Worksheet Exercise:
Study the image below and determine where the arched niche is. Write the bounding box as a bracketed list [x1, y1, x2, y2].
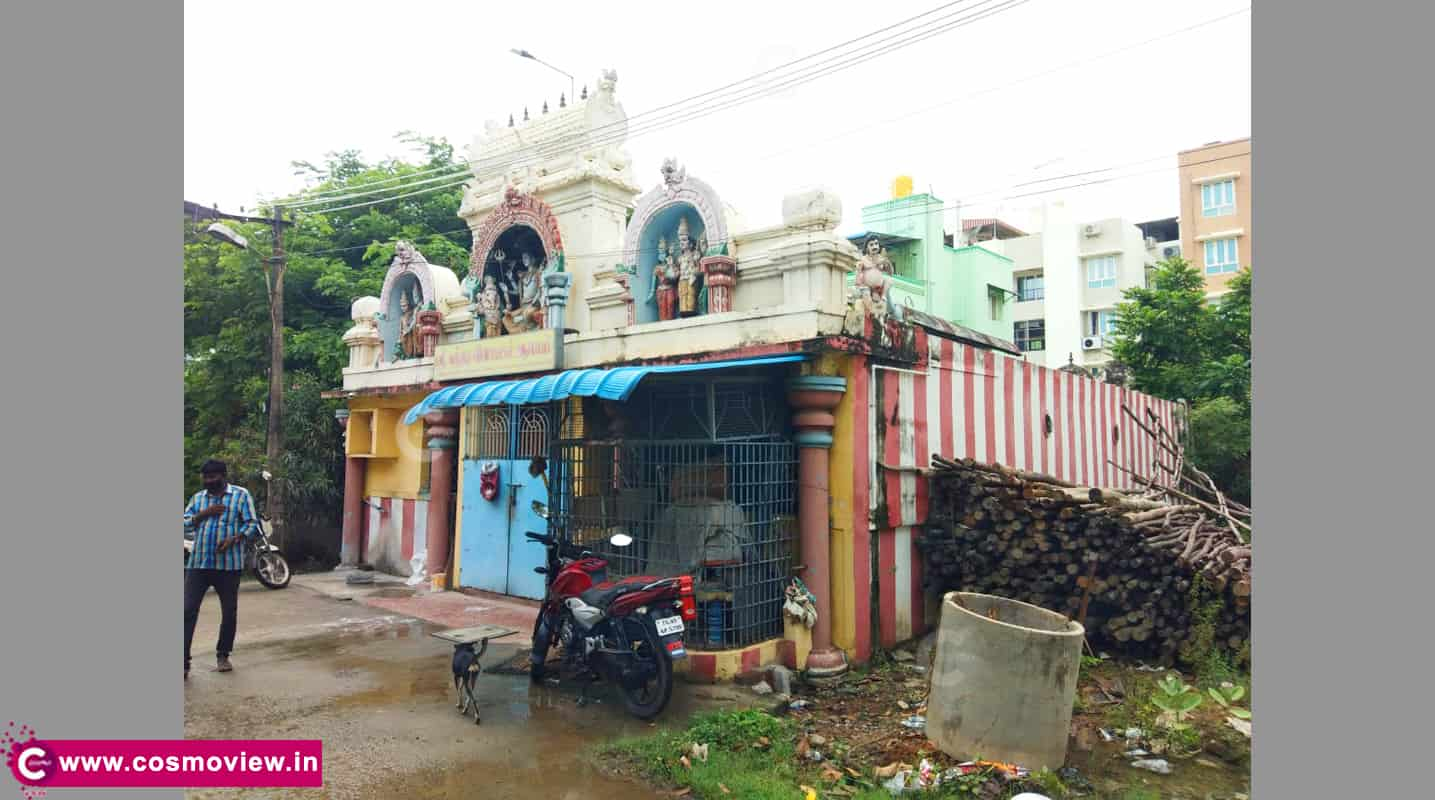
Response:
[629, 203, 706, 324]
[621, 160, 729, 324]
[466, 188, 566, 335]
[377, 242, 461, 361]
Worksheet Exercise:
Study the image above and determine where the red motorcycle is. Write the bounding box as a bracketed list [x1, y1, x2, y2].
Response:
[526, 500, 697, 720]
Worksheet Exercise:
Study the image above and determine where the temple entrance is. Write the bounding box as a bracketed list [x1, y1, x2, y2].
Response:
[458, 405, 552, 599]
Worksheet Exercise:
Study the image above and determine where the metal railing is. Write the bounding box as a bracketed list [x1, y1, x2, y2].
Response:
[550, 436, 797, 650]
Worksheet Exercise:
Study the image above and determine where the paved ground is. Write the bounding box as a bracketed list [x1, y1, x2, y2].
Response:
[183, 572, 749, 800]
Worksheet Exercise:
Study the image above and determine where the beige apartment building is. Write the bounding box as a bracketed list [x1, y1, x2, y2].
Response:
[1178, 138, 1251, 296]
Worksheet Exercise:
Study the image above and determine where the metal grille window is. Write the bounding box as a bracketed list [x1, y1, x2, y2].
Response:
[1014, 320, 1045, 352]
[464, 407, 515, 460]
[1016, 274, 1045, 302]
[549, 378, 797, 651]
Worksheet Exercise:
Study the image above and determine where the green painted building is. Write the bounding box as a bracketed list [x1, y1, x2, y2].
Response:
[846, 188, 1016, 341]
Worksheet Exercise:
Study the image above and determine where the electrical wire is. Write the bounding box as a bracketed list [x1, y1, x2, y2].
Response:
[282, 150, 1238, 262]
[276, 0, 1007, 207]
[283, 0, 1033, 213]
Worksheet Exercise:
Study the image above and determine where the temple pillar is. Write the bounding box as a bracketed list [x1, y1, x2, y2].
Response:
[787, 375, 848, 682]
[424, 409, 460, 587]
[337, 409, 366, 567]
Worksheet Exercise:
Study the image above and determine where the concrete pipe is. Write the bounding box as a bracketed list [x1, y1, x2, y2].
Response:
[926, 592, 1084, 771]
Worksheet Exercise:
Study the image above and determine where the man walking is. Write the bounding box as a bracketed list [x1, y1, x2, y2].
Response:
[183, 459, 260, 680]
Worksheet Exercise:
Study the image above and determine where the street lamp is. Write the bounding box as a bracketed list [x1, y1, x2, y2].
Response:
[206, 223, 248, 250]
[196, 202, 291, 549]
[510, 47, 574, 105]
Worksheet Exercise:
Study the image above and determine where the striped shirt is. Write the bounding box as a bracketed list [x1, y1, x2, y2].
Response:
[183, 484, 260, 571]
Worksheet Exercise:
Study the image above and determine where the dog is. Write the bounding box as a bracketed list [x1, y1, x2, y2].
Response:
[451, 641, 484, 715]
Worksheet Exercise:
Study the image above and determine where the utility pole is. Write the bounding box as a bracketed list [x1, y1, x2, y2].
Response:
[186, 200, 293, 548]
[266, 206, 287, 548]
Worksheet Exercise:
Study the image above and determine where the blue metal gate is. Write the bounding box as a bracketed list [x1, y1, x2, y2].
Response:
[459, 405, 551, 599]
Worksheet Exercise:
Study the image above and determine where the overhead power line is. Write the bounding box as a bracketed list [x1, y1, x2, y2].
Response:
[283, 0, 1033, 213]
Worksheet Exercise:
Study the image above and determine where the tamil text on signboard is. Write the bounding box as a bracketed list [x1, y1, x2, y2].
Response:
[433, 329, 562, 381]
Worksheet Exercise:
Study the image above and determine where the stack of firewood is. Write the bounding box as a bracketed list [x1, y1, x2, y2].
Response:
[917, 406, 1251, 665]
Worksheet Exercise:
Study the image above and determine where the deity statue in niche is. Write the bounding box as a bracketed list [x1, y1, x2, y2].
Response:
[854, 235, 895, 315]
[674, 217, 702, 317]
[652, 235, 678, 321]
[479, 276, 505, 339]
[461, 265, 484, 339]
[504, 250, 547, 333]
[397, 283, 424, 358]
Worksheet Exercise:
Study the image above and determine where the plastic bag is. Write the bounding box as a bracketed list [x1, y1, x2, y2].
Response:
[405, 549, 428, 586]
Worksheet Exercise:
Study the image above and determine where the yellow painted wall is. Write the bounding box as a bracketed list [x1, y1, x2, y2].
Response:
[804, 353, 858, 656]
[350, 394, 427, 500]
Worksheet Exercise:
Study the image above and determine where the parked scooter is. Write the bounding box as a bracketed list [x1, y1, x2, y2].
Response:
[526, 498, 697, 720]
[183, 471, 291, 589]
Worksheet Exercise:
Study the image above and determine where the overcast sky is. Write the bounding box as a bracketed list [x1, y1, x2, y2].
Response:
[184, 0, 1250, 236]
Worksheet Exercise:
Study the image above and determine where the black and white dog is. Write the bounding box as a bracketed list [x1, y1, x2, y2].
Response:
[452, 640, 486, 718]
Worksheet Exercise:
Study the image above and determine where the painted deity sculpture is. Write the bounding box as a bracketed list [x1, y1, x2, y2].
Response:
[504, 250, 547, 333]
[479, 276, 505, 339]
[854, 235, 895, 316]
[398, 287, 423, 358]
[675, 217, 703, 317]
[461, 266, 483, 339]
[652, 236, 678, 321]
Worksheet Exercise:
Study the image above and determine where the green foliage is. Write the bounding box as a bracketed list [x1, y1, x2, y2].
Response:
[1151, 673, 1203, 727]
[1026, 768, 1068, 797]
[1111, 259, 1252, 504]
[1186, 397, 1251, 505]
[685, 709, 795, 751]
[1208, 683, 1252, 720]
[184, 133, 472, 535]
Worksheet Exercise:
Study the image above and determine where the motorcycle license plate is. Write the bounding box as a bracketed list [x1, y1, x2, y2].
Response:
[655, 615, 686, 660]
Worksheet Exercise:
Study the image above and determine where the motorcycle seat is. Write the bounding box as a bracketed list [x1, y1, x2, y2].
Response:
[579, 576, 661, 609]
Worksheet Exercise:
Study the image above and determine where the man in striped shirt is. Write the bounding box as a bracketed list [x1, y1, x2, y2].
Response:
[183, 459, 260, 679]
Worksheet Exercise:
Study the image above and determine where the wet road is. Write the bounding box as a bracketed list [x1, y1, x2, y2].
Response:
[183, 580, 717, 800]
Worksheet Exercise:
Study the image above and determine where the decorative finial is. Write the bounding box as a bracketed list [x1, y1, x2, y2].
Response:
[508, 114, 514, 127]
[523, 106, 529, 121]
[559, 93, 566, 108]
[542, 100, 549, 114]
[581, 85, 588, 100]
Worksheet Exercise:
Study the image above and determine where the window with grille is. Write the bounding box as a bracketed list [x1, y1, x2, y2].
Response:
[1016, 274, 1045, 302]
[1014, 320, 1045, 352]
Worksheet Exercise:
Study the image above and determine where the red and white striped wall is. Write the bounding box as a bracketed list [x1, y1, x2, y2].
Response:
[868, 336, 1180, 648]
[361, 496, 428, 576]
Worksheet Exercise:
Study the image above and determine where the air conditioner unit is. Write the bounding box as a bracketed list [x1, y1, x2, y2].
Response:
[1162, 245, 1180, 258]
[1082, 336, 1104, 350]
[1082, 224, 1101, 237]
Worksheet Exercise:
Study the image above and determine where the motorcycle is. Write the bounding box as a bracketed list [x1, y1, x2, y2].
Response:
[526, 498, 697, 720]
[183, 472, 291, 589]
[184, 516, 291, 589]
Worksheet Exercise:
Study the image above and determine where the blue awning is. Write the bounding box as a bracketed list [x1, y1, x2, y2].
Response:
[402, 354, 808, 424]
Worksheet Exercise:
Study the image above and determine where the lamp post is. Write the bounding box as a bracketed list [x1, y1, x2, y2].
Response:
[192, 201, 293, 549]
[510, 48, 574, 105]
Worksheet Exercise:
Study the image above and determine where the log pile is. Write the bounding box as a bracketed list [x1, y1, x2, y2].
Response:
[917, 406, 1251, 665]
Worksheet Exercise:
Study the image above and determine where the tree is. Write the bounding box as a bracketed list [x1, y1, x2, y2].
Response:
[184, 134, 473, 550]
[1110, 259, 1252, 504]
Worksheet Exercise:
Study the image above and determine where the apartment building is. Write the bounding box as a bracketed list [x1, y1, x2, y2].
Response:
[974, 202, 1159, 376]
[1178, 137, 1251, 297]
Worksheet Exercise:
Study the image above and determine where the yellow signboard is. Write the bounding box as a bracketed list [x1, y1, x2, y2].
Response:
[433, 329, 562, 382]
